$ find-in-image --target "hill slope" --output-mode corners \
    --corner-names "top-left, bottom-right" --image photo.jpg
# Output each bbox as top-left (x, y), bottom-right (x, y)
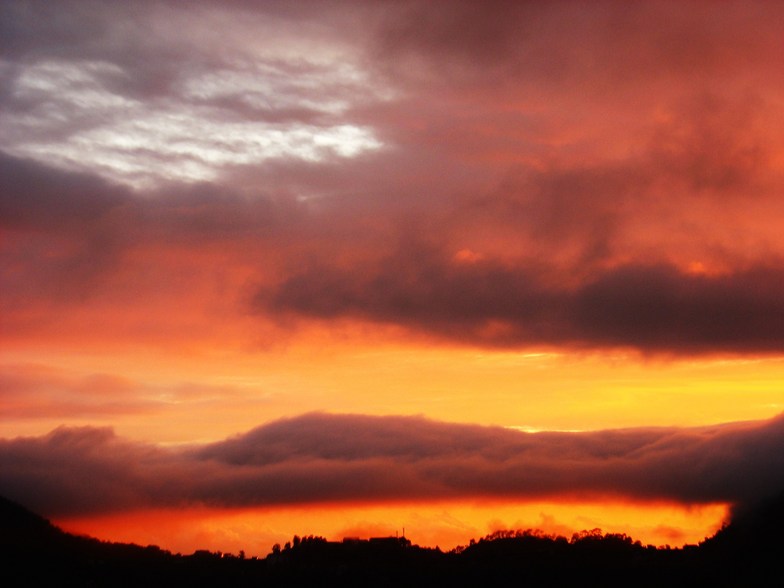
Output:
top-left (2, 494), bottom-right (783, 587)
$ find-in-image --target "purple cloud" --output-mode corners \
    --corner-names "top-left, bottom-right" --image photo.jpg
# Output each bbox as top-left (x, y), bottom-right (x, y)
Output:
top-left (2, 413), bottom-right (783, 517)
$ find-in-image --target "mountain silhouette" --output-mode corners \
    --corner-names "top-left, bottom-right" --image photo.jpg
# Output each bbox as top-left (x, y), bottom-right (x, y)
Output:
top-left (0, 495), bottom-right (180, 586)
top-left (2, 493), bottom-right (783, 586)
top-left (698, 490), bottom-right (784, 586)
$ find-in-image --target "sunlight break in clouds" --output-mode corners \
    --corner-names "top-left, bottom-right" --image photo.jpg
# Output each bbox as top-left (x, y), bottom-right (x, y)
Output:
top-left (1, 57), bottom-right (381, 187)
top-left (0, 1), bottom-right (385, 188)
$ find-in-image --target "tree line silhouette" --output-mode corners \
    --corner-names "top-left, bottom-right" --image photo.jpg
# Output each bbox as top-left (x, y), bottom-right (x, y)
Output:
top-left (2, 492), bottom-right (782, 586)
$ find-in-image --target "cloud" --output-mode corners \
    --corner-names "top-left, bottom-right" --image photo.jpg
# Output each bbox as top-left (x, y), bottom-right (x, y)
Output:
top-left (3, 1), bottom-right (784, 358)
top-left (4, 131), bottom-right (784, 355)
top-left (371, 1), bottom-right (783, 87)
top-left (0, 1), bottom-right (384, 187)
top-left (0, 364), bottom-right (149, 418)
top-left (0, 363), bottom-right (251, 419)
top-left (2, 413), bottom-right (783, 517)
top-left (258, 242), bottom-right (784, 353)
top-left (0, 150), bottom-right (131, 231)
top-left (0, 152), bottom-right (291, 312)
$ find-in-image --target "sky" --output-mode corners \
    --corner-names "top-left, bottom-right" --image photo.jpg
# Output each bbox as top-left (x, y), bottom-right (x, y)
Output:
top-left (2, 0), bottom-right (784, 556)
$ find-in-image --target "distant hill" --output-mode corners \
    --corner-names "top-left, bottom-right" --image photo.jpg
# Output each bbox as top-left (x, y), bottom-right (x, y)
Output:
top-left (698, 490), bottom-right (784, 586)
top-left (2, 493), bottom-right (783, 587)
top-left (0, 496), bottom-right (181, 586)
top-left (0, 494), bottom-right (61, 542)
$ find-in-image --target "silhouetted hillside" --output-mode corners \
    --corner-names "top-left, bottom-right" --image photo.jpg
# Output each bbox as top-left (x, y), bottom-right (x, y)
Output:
top-left (0, 495), bottom-right (183, 586)
top-left (0, 494), bottom-right (62, 543)
top-left (2, 493), bottom-right (783, 586)
top-left (698, 490), bottom-right (784, 586)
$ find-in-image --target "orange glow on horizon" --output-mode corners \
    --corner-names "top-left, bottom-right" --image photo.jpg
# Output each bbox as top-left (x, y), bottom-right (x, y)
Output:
top-left (55, 500), bottom-right (729, 558)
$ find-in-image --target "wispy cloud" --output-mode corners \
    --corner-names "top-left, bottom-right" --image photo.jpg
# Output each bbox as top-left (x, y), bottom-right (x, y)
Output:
top-left (0, 1), bottom-right (385, 187)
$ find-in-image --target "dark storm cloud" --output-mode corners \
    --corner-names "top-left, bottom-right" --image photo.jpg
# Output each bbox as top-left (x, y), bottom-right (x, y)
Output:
top-left (2, 413), bottom-right (783, 516)
top-left (259, 244), bottom-right (784, 354)
top-left (571, 264), bottom-right (784, 352)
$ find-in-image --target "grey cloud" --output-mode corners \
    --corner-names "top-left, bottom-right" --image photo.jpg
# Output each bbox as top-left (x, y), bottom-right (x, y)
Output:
top-left (2, 412), bottom-right (783, 517)
top-left (0, 1), bottom-right (385, 187)
top-left (0, 151), bottom-right (131, 231)
top-left (259, 241), bottom-right (784, 353)
top-left (0, 154), bottom-right (135, 306)
top-left (0, 1), bottom-right (107, 60)
top-left (569, 264), bottom-right (784, 352)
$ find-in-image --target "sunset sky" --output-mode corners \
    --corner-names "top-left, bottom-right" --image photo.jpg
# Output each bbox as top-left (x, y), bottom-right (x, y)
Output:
top-left (3, 0), bottom-right (784, 556)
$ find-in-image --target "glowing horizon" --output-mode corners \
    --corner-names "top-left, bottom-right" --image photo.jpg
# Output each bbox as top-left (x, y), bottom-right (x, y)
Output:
top-left (54, 499), bottom-right (731, 558)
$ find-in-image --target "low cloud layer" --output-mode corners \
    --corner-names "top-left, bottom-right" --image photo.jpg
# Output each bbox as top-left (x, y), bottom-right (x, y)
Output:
top-left (2, 413), bottom-right (783, 517)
